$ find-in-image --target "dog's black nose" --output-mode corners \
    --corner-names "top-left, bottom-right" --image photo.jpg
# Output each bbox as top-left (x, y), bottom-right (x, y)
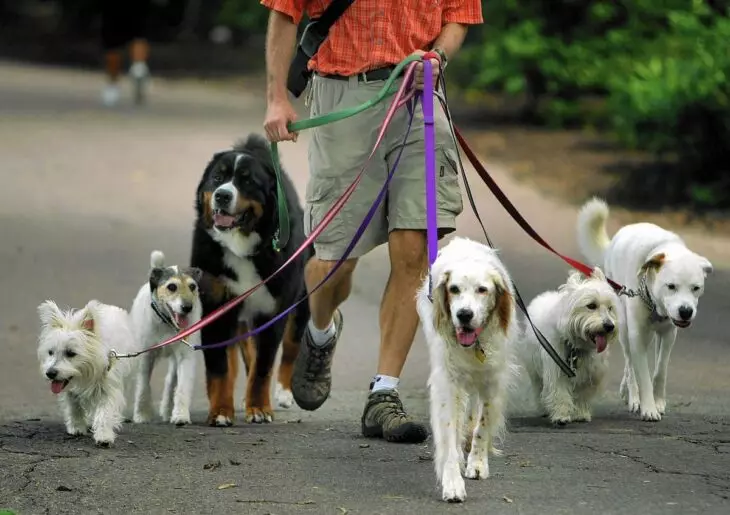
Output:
top-left (678, 306), bottom-right (694, 321)
top-left (603, 321), bottom-right (615, 333)
top-left (181, 303), bottom-right (193, 314)
top-left (46, 369), bottom-right (58, 380)
top-left (214, 189), bottom-right (232, 206)
top-left (456, 308), bottom-right (474, 324)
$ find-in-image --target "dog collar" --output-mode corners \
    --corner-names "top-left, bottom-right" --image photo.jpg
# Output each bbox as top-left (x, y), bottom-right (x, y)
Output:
top-left (150, 295), bottom-right (179, 330)
top-left (637, 274), bottom-right (669, 323)
top-left (474, 346), bottom-right (486, 363)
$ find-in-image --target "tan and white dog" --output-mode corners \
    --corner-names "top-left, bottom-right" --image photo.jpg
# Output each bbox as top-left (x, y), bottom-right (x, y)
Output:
top-left (130, 251), bottom-right (203, 426)
top-left (516, 268), bottom-right (620, 425)
top-left (416, 237), bottom-right (518, 503)
top-left (577, 198), bottom-right (713, 421)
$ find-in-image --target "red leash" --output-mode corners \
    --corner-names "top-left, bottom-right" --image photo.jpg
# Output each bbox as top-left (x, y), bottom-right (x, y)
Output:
top-left (452, 126), bottom-right (631, 295)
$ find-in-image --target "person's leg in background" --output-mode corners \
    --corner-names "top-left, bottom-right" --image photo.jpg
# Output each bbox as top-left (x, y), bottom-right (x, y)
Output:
top-left (359, 98), bottom-right (463, 443)
top-left (291, 75), bottom-right (390, 414)
top-left (128, 0), bottom-right (152, 105)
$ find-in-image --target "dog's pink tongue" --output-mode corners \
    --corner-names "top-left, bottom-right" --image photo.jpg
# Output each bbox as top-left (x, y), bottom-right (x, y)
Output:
top-left (213, 213), bottom-right (236, 227)
top-left (174, 314), bottom-right (189, 329)
top-left (595, 335), bottom-right (608, 354)
top-left (50, 381), bottom-right (65, 394)
top-left (457, 330), bottom-right (478, 346)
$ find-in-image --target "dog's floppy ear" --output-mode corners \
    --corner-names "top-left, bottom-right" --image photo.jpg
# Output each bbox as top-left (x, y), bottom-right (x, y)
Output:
top-left (38, 300), bottom-right (64, 328)
top-left (431, 271), bottom-right (451, 334)
top-left (697, 255), bottom-right (713, 276)
top-left (149, 267), bottom-right (165, 291)
top-left (639, 252), bottom-right (665, 276)
top-left (184, 266), bottom-right (204, 284)
top-left (565, 269), bottom-right (586, 289)
top-left (492, 273), bottom-right (514, 335)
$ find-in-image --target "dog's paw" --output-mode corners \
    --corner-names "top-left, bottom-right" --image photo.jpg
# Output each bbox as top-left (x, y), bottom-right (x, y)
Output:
top-left (573, 407), bottom-right (592, 423)
top-left (655, 398), bottom-right (666, 415)
top-left (245, 406), bottom-right (274, 424)
top-left (628, 398), bottom-right (641, 414)
top-left (93, 430), bottom-right (115, 448)
top-left (441, 470), bottom-right (467, 503)
top-left (550, 413), bottom-right (572, 427)
top-left (133, 411), bottom-right (153, 424)
top-left (275, 385), bottom-right (294, 409)
top-left (65, 424), bottom-right (87, 436)
top-left (208, 414), bottom-right (233, 427)
top-left (170, 410), bottom-right (192, 426)
top-left (464, 460), bottom-right (489, 480)
top-left (641, 407), bottom-right (662, 422)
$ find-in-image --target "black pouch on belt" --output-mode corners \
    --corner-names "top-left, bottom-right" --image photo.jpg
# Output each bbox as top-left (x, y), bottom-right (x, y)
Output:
top-left (286, 0), bottom-right (357, 98)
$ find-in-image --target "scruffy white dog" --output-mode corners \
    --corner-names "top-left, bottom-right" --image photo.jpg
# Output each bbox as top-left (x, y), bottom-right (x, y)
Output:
top-left (130, 250), bottom-right (203, 426)
top-left (37, 299), bottom-right (137, 446)
top-left (517, 267), bottom-right (619, 425)
top-left (578, 197), bottom-right (713, 421)
top-left (416, 237), bottom-right (517, 503)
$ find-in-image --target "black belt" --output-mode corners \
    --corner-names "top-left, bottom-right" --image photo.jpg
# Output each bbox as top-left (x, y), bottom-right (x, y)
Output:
top-left (319, 66), bottom-right (397, 83)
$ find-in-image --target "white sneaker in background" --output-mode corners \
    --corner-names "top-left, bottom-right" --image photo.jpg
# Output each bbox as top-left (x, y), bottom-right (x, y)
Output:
top-left (101, 83), bottom-right (121, 107)
top-left (129, 61), bottom-right (150, 105)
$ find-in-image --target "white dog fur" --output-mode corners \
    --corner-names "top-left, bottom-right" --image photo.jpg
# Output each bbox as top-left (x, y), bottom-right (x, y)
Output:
top-left (516, 267), bottom-right (620, 425)
top-left (577, 197), bottom-right (712, 421)
top-left (130, 251), bottom-right (202, 426)
top-left (37, 299), bottom-right (137, 446)
top-left (417, 237), bottom-right (517, 503)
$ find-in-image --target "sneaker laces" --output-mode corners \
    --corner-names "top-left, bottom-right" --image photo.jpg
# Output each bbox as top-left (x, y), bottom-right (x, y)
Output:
top-left (373, 392), bottom-right (408, 421)
top-left (303, 343), bottom-right (332, 380)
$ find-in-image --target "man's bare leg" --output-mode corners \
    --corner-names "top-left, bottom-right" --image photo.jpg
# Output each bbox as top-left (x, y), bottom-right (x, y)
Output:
top-left (290, 257), bottom-right (356, 411)
top-left (362, 229), bottom-right (429, 443)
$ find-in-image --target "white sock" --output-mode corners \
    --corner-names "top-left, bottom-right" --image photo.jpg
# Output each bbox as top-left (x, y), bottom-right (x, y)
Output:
top-left (371, 374), bottom-right (399, 393)
top-left (308, 319), bottom-right (336, 347)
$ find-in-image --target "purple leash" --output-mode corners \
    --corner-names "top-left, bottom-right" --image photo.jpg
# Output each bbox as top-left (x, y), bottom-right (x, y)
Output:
top-left (422, 58), bottom-right (439, 300)
top-left (194, 90), bottom-right (418, 350)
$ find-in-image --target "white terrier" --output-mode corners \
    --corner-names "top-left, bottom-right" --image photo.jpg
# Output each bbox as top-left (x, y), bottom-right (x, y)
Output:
top-left (130, 250), bottom-right (203, 426)
top-left (577, 197), bottom-right (712, 421)
top-left (37, 299), bottom-right (137, 446)
top-left (517, 268), bottom-right (620, 425)
top-left (416, 237), bottom-right (518, 503)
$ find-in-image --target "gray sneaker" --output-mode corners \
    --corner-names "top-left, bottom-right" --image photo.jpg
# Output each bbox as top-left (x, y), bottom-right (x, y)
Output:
top-left (291, 309), bottom-right (343, 411)
top-left (361, 388), bottom-right (429, 443)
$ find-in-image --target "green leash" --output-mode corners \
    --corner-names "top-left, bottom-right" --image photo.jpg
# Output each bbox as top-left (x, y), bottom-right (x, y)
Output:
top-left (270, 53), bottom-right (422, 252)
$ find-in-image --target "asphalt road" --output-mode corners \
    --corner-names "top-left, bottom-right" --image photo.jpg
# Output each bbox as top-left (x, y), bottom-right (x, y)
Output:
top-left (0, 61), bottom-right (728, 515)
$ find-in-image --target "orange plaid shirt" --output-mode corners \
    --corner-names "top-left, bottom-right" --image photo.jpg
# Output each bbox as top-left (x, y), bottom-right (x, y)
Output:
top-left (260, 0), bottom-right (483, 76)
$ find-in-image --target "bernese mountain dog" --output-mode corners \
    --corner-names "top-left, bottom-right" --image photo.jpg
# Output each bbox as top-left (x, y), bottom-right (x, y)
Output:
top-left (190, 133), bottom-right (312, 426)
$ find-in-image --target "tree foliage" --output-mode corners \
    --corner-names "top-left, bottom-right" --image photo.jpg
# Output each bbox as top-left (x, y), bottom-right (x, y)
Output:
top-left (454, 0), bottom-right (730, 209)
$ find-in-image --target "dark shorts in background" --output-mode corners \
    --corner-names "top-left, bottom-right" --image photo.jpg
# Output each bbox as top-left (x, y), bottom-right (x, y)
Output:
top-left (101, 0), bottom-right (152, 50)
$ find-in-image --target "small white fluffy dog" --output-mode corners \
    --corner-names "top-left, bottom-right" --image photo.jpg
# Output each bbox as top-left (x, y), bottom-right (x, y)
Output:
top-left (416, 237), bottom-right (517, 503)
top-left (517, 267), bottom-right (620, 425)
top-left (578, 197), bottom-right (713, 421)
top-left (130, 250), bottom-right (203, 426)
top-left (37, 299), bottom-right (137, 446)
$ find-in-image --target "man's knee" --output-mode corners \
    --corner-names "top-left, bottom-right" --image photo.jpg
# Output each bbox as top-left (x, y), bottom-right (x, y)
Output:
top-left (389, 230), bottom-right (427, 274)
top-left (306, 256), bottom-right (358, 285)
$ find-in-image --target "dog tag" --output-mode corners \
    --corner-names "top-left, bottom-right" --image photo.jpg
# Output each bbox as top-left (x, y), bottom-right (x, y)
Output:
top-left (475, 348), bottom-right (486, 363)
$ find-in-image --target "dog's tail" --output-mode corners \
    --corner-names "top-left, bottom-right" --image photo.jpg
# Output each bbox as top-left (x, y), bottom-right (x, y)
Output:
top-left (150, 250), bottom-right (165, 269)
top-left (577, 197), bottom-right (611, 265)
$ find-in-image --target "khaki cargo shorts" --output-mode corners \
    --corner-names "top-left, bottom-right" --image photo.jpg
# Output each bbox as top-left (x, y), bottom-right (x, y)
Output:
top-left (304, 74), bottom-right (464, 261)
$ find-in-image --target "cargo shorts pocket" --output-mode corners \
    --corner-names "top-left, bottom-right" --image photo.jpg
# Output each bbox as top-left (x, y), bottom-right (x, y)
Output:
top-left (304, 179), bottom-right (347, 244)
top-left (437, 147), bottom-right (464, 216)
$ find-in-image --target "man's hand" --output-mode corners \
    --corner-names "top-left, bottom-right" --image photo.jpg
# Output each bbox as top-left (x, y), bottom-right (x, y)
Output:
top-left (264, 98), bottom-right (299, 143)
top-left (413, 49), bottom-right (441, 91)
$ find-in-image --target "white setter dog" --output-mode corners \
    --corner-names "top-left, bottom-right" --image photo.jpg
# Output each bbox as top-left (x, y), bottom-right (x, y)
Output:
top-left (416, 237), bottom-right (518, 503)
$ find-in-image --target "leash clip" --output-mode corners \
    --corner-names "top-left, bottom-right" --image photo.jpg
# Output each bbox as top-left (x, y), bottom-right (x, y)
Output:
top-left (618, 285), bottom-right (638, 298)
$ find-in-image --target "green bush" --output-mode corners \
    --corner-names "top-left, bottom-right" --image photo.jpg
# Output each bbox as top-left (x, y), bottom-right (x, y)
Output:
top-left (217, 0), bottom-right (269, 32)
top-left (454, 0), bottom-right (730, 209)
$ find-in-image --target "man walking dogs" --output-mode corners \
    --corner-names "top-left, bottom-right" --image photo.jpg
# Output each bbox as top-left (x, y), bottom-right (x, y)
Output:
top-left (262, 0), bottom-right (483, 443)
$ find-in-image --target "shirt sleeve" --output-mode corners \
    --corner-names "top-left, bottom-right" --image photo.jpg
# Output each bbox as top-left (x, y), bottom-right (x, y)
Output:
top-left (260, 0), bottom-right (307, 26)
top-left (442, 0), bottom-right (484, 25)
